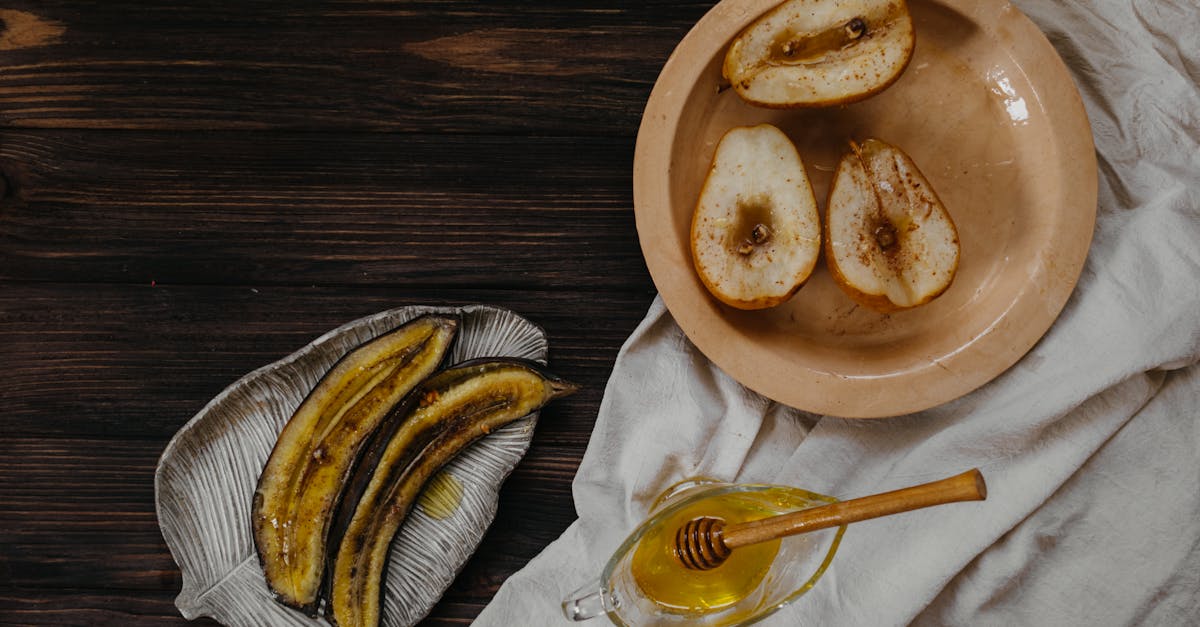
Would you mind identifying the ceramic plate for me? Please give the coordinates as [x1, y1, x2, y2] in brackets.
[155, 305, 548, 626]
[634, 0, 1096, 417]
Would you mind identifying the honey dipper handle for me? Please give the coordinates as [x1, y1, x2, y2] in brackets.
[721, 469, 987, 550]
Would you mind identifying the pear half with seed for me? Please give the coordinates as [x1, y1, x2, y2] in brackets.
[724, 0, 915, 108]
[826, 138, 959, 312]
[691, 124, 821, 310]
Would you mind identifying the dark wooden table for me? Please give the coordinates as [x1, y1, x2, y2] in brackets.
[0, 2, 717, 623]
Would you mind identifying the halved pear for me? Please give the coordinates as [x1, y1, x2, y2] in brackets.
[724, 0, 915, 108]
[691, 124, 821, 310]
[825, 138, 959, 312]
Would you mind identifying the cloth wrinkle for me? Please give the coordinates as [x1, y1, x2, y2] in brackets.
[475, 1, 1200, 625]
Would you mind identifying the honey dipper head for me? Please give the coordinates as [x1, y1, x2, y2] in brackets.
[674, 516, 731, 570]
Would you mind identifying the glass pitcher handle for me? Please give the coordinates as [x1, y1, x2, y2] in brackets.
[562, 581, 616, 622]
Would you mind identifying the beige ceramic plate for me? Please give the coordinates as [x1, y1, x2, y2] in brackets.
[634, 0, 1096, 418]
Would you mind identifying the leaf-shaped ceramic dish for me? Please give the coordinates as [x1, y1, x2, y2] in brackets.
[155, 305, 549, 626]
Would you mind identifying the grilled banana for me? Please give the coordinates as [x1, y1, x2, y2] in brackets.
[252, 314, 458, 613]
[326, 358, 577, 627]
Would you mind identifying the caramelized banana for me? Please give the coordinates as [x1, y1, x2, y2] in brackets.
[251, 315, 458, 613]
[326, 359, 577, 627]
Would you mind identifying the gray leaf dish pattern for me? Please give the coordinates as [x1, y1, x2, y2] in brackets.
[155, 305, 549, 626]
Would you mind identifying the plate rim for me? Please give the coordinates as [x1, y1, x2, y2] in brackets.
[632, 0, 1098, 418]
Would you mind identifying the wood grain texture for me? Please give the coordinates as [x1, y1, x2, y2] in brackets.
[0, 283, 651, 440]
[0, 1, 710, 132]
[0, 590, 215, 626]
[0, 130, 651, 288]
[0, 0, 699, 623]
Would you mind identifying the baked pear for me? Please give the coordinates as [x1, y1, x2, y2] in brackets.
[691, 124, 821, 310]
[724, 0, 915, 108]
[825, 138, 959, 312]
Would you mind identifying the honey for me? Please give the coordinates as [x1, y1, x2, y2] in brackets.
[629, 488, 799, 614]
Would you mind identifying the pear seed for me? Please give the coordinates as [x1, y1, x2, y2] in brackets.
[845, 18, 867, 40]
[874, 223, 898, 249]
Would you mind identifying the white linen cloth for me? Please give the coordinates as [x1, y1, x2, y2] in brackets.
[477, 0, 1200, 624]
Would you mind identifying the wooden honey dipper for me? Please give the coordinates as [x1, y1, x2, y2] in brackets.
[674, 469, 987, 570]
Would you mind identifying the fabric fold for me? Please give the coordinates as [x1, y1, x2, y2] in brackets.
[476, 0, 1200, 624]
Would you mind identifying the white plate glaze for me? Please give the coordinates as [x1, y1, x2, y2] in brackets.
[155, 305, 548, 626]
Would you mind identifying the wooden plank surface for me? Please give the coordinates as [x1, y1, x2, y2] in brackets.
[0, 1, 710, 132]
[0, 0, 701, 624]
[0, 131, 645, 288]
[1, 283, 650, 440]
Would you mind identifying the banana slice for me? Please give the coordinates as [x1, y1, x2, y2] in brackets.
[251, 315, 458, 613]
[326, 358, 576, 627]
